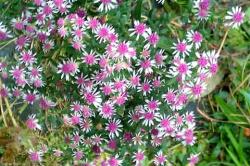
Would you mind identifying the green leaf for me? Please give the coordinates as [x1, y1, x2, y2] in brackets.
[225, 147, 241, 166]
[133, 0, 143, 21]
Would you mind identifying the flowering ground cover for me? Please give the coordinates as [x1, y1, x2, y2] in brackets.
[0, 0, 250, 165]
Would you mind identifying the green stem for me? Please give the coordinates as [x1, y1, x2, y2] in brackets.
[0, 96, 7, 127]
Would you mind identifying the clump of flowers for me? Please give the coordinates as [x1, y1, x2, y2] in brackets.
[0, 0, 245, 165]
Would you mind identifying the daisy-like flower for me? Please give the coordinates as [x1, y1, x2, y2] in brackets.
[192, 52, 208, 71]
[106, 119, 122, 138]
[28, 66, 42, 80]
[94, 0, 118, 12]
[132, 132, 145, 146]
[140, 109, 161, 127]
[205, 50, 219, 76]
[144, 28, 160, 48]
[26, 114, 41, 130]
[172, 39, 192, 57]
[108, 155, 122, 166]
[71, 26, 85, 40]
[112, 77, 127, 92]
[70, 101, 82, 112]
[154, 151, 166, 166]
[74, 73, 86, 88]
[95, 24, 115, 43]
[138, 58, 155, 74]
[156, 0, 164, 4]
[82, 105, 94, 118]
[182, 127, 196, 146]
[158, 114, 175, 137]
[39, 96, 56, 110]
[91, 134, 104, 145]
[57, 58, 79, 81]
[86, 17, 100, 31]
[128, 110, 141, 125]
[99, 101, 115, 119]
[72, 39, 85, 51]
[102, 82, 113, 96]
[82, 50, 98, 66]
[82, 89, 102, 107]
[32, 78, 44, 88]
[15, 35, 29, 50]
[73, 150, 84, 160]
[168, 57, 193, 81]
[20, 50, 36, 66]
[225, 6, 245, 29]
[129, 72, 141, 88]
[72, 131, 82, 145]
[138, 80, 152, 96]
[133, 150, 145, 166]
[0, 22, 12, 41]
[193, 0, 210, 21]
[187, 30, 203, 49]
[23, 90, 38, 105]
[154, 49, 167, 67]
[10, 66, 25, 80]
[187, 153, 200, 166]
[70, 113, 82, 126]
[28, 149, 43, 162]
[12, 87, 21, 98]
[129, 21, 148, 40]
[58, 26, 68, 38]
[43, 39, 54, 53]
[145, 98, 161, 111]
[185, 78, 207, 99]
[0, 84, 10, 98]
[80, 119, 92, 133]
[11, 17, 26, 30]
[113, 92, 128, 106]
[53, 149, 63, 157]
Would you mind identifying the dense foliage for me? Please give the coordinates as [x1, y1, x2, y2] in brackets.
[0, 0, 249, 165]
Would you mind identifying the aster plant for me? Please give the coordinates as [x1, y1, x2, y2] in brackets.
[0, 0, 246, 165]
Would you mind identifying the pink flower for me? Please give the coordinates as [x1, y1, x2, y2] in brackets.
[129, 21, 148, 40]
[26, 114, 41, 130]
[95, 24, 114, 42]
[188, 153, 200, 166]
[28, 150, 43, 162]
[145, 98, 161, 111]
[172, 39, 191, 57]
[225, 6, 245, 29]
[94, 0, 118, 12]
[82, 50, 98, 65]
[168, 58, 192, 80]
[106, 119, 122, 138]
[133, 150, 145, 165]
[187, 31, 203, 49]
[70, 101, 82, 112]
[73, 150, 84, 160]
[144, 29, 159, 48]
[23, 91, 38, 105]
[154, 151, 166, 166]
[57, 58, 79, 80]
[141, 109, 161, 126]
[39, 96, 56, 110]
[82, 89, 102, 107]
[99, 101, 115, 119]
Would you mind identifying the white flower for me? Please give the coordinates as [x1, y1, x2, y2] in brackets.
[225, 6, 245, 29]
[94, 0, 118, 12]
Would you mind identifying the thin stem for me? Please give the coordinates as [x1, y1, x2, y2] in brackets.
[0, 78, 18, 127]
[233, 74, 250, 95]
[0, 96, 7, 127]
[4, 97, 18, 127]
[0, 38, 17, 50]
[217, 29, 229, 55]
